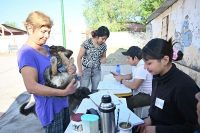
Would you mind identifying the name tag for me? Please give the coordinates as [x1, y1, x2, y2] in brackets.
[155, 98, 164, 109]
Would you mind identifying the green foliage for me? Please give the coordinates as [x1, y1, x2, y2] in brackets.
[139, 0, 164, 24]
[83, 0, 140, 31]
[4, 22, 17, 28]
[83, 0, 164, 31]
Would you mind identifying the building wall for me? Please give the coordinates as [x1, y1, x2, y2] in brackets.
[0, 35, 27, 53]
[66, 31, 147, 66]
[106, 32, 147, 53]
[146, 0, 200, 85]
[0, 31, 146, 67]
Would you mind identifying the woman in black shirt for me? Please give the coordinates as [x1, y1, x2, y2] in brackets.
[138, 38, 199, 133]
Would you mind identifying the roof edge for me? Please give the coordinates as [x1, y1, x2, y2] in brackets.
[146, 0, 178, 24]
[2, 24, 26, 33]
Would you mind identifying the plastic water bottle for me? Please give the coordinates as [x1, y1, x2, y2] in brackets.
[116, 64, 121, 75]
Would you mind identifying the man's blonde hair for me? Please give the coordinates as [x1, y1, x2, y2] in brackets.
[24, 11, 53, 31]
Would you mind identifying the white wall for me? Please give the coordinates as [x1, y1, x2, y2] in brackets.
[0, 30, 146, 67]
[0, 35, 27, 53]
[62, 31, 147, 66]
[146, 0, 200, 85]
[106, 32, 147, 54]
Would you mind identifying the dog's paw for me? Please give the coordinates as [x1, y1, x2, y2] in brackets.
[25, 95, 35, 109]
[51, 56, 58, 75]
[69, 57, 74, 64]
[50, 56, 57, 65]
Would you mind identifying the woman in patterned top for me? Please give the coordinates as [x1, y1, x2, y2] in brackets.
[77, 26, 110, 92]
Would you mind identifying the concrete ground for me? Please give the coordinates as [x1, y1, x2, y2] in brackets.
[0, 53, 26, 117]
[0, 54, 43, 132]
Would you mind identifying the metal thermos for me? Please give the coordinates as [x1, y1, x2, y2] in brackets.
[99, 95, 116, 133]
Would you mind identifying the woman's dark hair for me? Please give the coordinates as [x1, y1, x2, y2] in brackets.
[91, 26, 110, 38]
[142, 38, 183, 62]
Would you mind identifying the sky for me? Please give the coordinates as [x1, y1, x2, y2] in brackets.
[0, 0, 86, 31]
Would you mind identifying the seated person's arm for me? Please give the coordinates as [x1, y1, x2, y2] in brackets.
[137, 116, 152, 132]
[114, 73, 132, 81]
[122, 78, 144, 90]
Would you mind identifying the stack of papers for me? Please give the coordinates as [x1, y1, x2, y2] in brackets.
[97, 74, 132, 95]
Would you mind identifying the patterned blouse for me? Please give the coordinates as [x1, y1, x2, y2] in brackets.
[81, 38, 107, 68]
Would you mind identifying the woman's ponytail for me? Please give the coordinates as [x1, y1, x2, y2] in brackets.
[172, 40, 184, 61]
[172, 48, 183, 61]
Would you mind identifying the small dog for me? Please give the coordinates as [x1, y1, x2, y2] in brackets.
[68, 87, 91, 115]
[44, 45, 74, 89]
[20, 45, 77, 116]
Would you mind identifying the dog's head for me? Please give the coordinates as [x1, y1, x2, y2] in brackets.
[49, 45, 74, 72]
[71, 87, 91, 100]
[49, 45, 73, 58]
